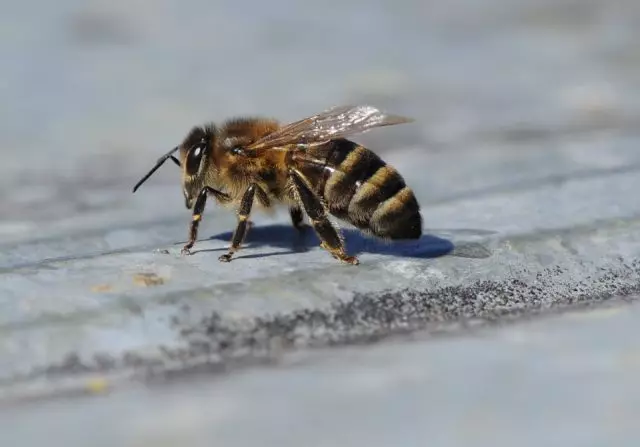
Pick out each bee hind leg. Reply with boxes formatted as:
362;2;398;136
218;184;257;263
289;169;359;265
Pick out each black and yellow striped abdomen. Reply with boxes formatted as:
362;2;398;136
298;139;422;240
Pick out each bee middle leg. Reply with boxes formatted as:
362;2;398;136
218;183;258;263
289;205;310;232
289;168;359;265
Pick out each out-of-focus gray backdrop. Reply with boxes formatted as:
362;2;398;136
3;0;639;216
2;1;640;446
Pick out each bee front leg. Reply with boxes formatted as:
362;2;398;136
289;169;359;265
219;184;257;263
181;187;230;256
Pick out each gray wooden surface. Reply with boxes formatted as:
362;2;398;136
2;0;640;445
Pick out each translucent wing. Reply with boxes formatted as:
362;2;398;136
246;104;413;151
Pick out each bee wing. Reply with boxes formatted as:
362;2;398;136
245;105;414;151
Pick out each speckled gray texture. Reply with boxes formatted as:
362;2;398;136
3;301;640;447
2;0;640;445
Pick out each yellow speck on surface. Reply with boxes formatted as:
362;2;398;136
85;378;109;394
133;272;166;287
90;284;113;293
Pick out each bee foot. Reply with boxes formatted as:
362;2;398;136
218;253;234;263
341;255;360;265
320;242;359;265
181;246;194;256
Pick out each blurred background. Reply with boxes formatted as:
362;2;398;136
2;0;640;233
3;0;640;445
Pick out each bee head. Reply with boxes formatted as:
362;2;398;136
180;123;217;209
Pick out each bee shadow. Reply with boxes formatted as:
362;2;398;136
201;224;492;261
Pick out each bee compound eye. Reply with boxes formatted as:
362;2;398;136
186;145;205;175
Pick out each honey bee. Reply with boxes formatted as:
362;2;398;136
132;105;422;265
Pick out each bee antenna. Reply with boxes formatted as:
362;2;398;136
132;146;180;193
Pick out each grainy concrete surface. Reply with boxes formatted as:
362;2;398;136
3;301;640;447
2;0;640;445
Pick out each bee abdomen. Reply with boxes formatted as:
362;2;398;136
323;143;422;240
368;184;422;239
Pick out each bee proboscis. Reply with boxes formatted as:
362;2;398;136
132;105;423;265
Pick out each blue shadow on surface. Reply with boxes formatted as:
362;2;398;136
204;224;491;260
